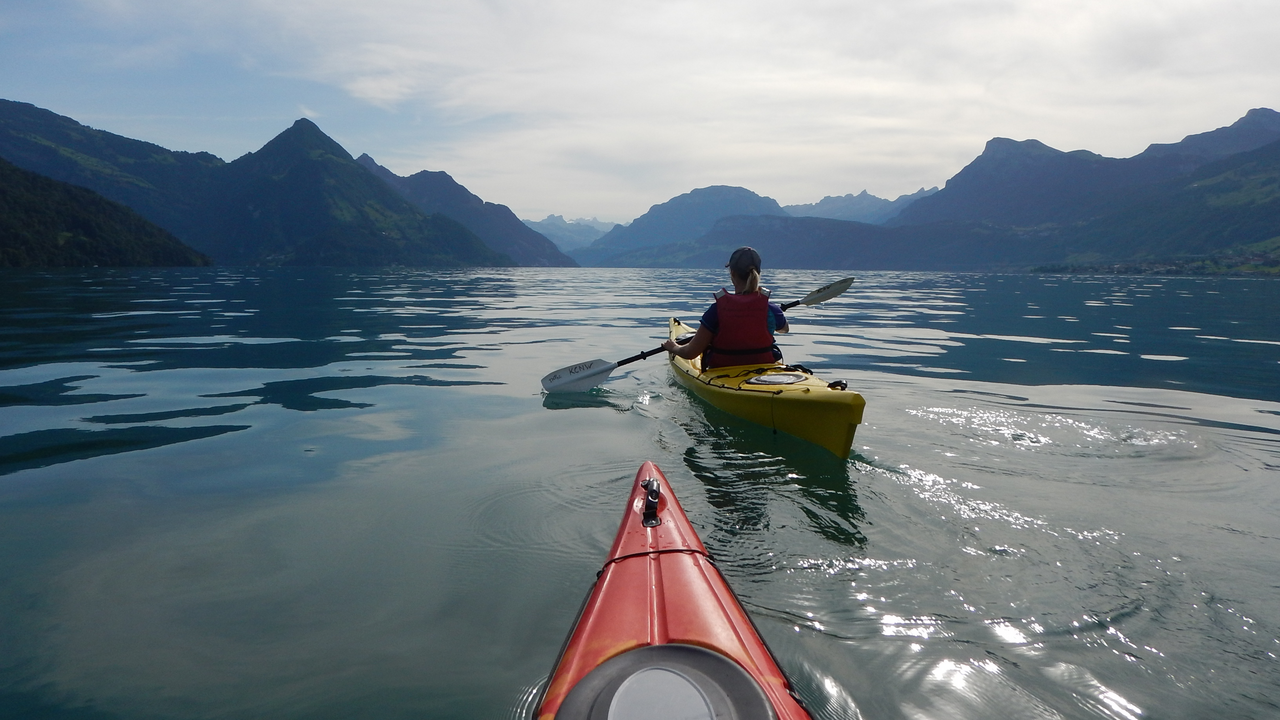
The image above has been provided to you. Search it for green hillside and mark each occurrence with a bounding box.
[0,157,210,267]
[1065,138,1280,262]
[0,100,223,240]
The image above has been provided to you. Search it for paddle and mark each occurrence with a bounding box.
[538,345,673,394]
[779,275,856,311]
[540,276,855,393]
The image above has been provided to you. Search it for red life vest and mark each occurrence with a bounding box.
[706,290,778,368]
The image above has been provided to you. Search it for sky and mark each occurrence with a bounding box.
[2,0,1278,223]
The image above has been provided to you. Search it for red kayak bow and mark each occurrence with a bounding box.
[535,461,811,720]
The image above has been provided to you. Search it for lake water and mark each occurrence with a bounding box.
[1,268,1278,720]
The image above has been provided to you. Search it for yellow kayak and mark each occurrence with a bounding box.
[667,317,865,458]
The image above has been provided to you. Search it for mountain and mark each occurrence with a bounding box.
[892,108,1280,229]
[0,99,519,267]
[1064,137,1280,261]
[7,98,1273,272]
[0,99,223,242]
[590,111,1280,273]
[357,155,576,267]
[1137,108,1280,163]
[182,120,512,267]
[887,138,1198,227]
[521,215,617,251]
[0,156,210,267]
[571,185,788,266]
[785,187,938,224]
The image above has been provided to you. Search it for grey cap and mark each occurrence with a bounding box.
[726,246,761,276]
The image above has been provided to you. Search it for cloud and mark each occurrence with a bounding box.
[24,0,1280,219]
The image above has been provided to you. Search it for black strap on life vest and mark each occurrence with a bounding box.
[709,344,779,356]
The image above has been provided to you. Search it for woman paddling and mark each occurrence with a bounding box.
[662,246,788,368]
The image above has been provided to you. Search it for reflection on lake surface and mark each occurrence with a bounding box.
[0,268,1277,719]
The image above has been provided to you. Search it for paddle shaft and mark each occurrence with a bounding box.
[616,345,667,367]
[616,332,696,367]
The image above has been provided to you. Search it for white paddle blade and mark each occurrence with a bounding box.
[798,276,855,306]
[540,359,619,393]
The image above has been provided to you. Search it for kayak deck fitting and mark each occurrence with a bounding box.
[535,462,811,720]
[667,317,865,459]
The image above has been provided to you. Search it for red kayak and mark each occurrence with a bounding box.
[535,461,812,720]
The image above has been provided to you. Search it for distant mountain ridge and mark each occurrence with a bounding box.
[571,185,788,266]
[595,215,1047,271]
[891,108,1280,228]
[1137,108,1280,162]
[570,184,942,266]
[583,108,1280,273]
[357,155,575,267]
[887,138,1189,227]
[5,97,1275,272]
[521,215,617,251]
[0,155,210,267]
[785,187,938,224]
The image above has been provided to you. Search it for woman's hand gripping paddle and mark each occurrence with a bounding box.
[540,276,855,393]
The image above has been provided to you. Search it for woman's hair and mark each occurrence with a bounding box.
[727,246,762,293]
[736,267,761,293]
